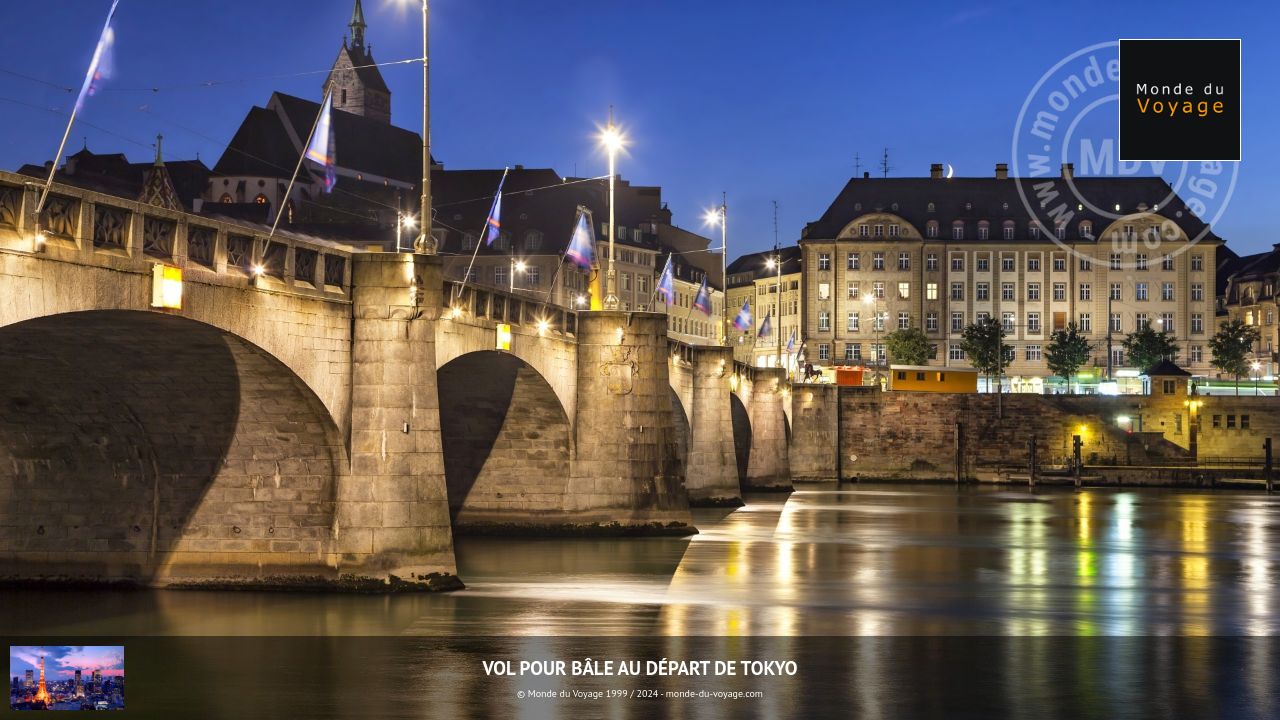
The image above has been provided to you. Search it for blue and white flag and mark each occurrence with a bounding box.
[656,256,674,306]
[692,276,712,315]
[757,310,772,339]
[483,174,506,245]
[786,329,796,352]
[74,0,121,113]
[304,93,336,193]
[566,210,595,269]
[732,301,752,332]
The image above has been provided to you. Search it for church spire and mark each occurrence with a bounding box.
[349,0,367,49]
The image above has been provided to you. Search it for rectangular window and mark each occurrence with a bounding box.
[859,225,870,238]
[1053,257,1067,272]
[1079,283,1091,301]
[889,224,900,237]
[527,267,541,286]
[1160,312,1174,333]
[1137,312,1149,329]
[847,343,861,361]
[847,281,860,299]
[926,282,939,300]
[1242,415,1251,429]
[977,283,990,301]
[1191,345,1203,363]
[1002,283,1015,301]
[1162,255,1175,271]
[1136,282,1148,301]
[819,343,830,361]
[949,344,966,360]
[873,252,885,270]
[1028,283,1040,301]
[874,224,884,237]
[1191,255,1204,271]
[1191,283,1204,301]
[926,312,939,332]
[1191,313,1204,334]
[818,311,830,331]
[1136,254,1148,271]
[1162,282,1174,301]
[1002,312,1015,332]
[847,312,859,332]
[951,256,964,271]
[1111,313,1122,333]
[873,313,886,332]
[953,225,964,240]
[1212,414,1221,428]
[898,252,910,270]
[1112,348,1126,367]
[927,254,939,270]
[1004,226,1015,240]
[1227,415,1236,429]
[951,283,964,300]
[1110,253,1122,271]
[874,281,885,299]
[898,282,910,299]
[951,312,964,332]
[847,252,860,270]
[977,311,991,324]
[818,282,830,300]
[1028,257,1041,271]
[1110,283,1122,301]
[494,266,508,286]
[1002,257,1015,272]
[1080,257,1092,271]
[844,343,856,361]
[818,252,830,271]
[1027,313,1041,333]
[1053,283,1066,301]
[1026,345,1042,361]
[898,312,910,330]
[979,226,990,240]
[978,257,990,272]
[638,275,649,294]
[1079,313,1092,332]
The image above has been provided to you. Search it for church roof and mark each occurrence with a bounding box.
[343,45,389,94]
[212,92,419,183]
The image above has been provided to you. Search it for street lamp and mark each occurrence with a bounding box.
[766,255,783,371]
[396,213,417,252]
[863,292,883,386]
[704,200,727,344]
[598,113,626,311]
[1252,360,1262,396]
[511,259,526,293]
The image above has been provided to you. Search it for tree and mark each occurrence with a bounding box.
[960,318,1012,383]
[884,327,931,366]
[1045,322,1093,391]
[1122,324,1179,373]
[1209,318,1261,395]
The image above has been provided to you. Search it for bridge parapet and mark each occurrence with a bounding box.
[0,171,354,301]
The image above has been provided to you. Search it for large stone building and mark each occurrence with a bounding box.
[658,245,724,346]
[726,247,802,369]
[1219,243,1280,380]
[798,163,1224,391]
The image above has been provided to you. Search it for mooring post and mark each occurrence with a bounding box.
[954,421,964,484]
[1028,434,1037,489]
[1265,437,1273,493]
[1073,434,1083,489]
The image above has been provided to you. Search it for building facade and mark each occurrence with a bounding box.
[726,247,802,370]
[798,163,1223,391]
[1219,243,1280,381]
[660,249,724,345]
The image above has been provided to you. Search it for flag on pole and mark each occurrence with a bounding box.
[74,0,121,113]
[786,329,796,353]
[566,210,595,269]
[304,93,336,193]
[692,276,712,315]
[757,310,772,339]
[656,256,674,306]
[483,174,506,245]
[732,301,752,332]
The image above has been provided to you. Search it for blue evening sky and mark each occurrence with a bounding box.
[1,1,1276,255]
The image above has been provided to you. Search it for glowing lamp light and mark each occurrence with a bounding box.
[1116,415,1131,425]
[703,208,722,227]
[730,374,740,392]
[33,231,46,248]
[401,214,418,230]
[599,124,626,154]
[514,260,527,273]
[251,264,266,277]
[150,264,183,309]
[536,318,550,336]
[496,323,512,351]
[1077,424,1088,437]
[766,258,777,270]
[574,294,587,308]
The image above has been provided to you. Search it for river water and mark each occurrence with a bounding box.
[6,484,1280,718]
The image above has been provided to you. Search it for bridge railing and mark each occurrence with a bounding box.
[443,279,577,336]
[0,171,354,300]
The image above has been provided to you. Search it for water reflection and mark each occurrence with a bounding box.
[4,485,1280,638]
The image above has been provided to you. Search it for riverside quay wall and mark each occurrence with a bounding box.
[790,386,1279,482]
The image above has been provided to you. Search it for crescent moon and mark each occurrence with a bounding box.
[945,164,954,179]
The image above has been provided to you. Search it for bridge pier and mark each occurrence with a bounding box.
[683,346,742,506]
[563,312,694,534]
[339,254,461,589]
[745,368,793,492]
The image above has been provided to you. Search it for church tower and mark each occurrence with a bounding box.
[323,0,391,123]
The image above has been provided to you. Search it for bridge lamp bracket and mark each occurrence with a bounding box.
[151,264,183,310]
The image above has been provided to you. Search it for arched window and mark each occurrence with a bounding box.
[254,194,268,205]
[1002,220,1016,240]
[1079,220,1093,239]
[927,202,936,213]
[219,194,233,204]
[926,220,938,238]
[951,220,965,240]
[977,220,990,240]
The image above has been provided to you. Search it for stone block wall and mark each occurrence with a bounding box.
[789,384,841,481]
[682,346,741,505]
[744,367,792,490]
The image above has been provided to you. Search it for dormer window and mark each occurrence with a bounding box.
[952,221,964,240]
[927,202,936,213]
[1079,220,1093,238]
[977,221,990,240]
[926,220,938,238]
[1002,220,1015,240]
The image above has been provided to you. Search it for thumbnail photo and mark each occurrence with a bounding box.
[9,647,124,711]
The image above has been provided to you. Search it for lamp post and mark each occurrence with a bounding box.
[397,212,417,252]
[705,200,728,344]
[511,259,525,293]
[599,112,625,311]
[418,0,432,252]
[1253,360,1262,396]
[863,292,883,386]
[767,255,783,371]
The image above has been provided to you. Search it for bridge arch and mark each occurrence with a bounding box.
[730,393,752,486]
[0,310,346,583]
[436,350,572,530]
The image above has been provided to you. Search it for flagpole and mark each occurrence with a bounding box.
[269,87,333,241]
[457,167,508,305]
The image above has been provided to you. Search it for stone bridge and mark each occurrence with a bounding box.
[0,172,790,591]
